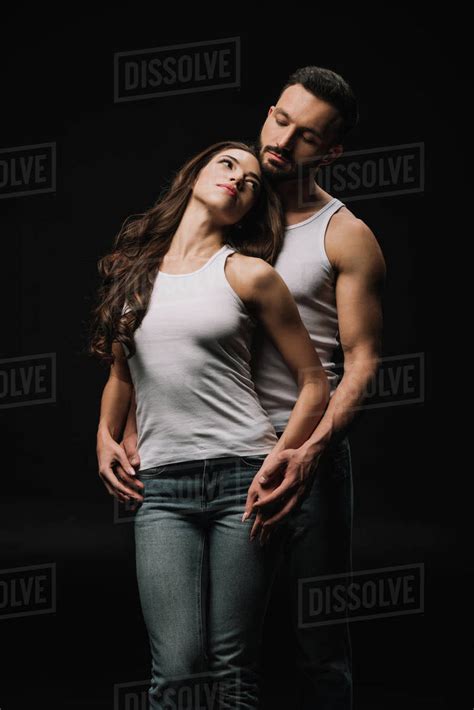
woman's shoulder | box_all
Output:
[227,251,277,281]
[225,251,279,302]
[226,250,275,276]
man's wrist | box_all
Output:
[97,422,120,441]
[303,425,333,458]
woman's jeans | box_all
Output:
[133,454,288,709]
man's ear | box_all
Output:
[319,143,343,167]
[267,105,275,117]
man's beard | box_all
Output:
[261,156,298,182]
[256,138,322,184]
[256,140,297,181]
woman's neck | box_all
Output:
[167,198,225,260]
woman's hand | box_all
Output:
[241,449,287,545]
[96,427,144,504]
[243,443,323,543]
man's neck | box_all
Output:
[275,177,334,227]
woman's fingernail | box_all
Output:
[241,512,249,522]
[259,476,266,483]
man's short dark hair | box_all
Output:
[280,66,359,142]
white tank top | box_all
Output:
[124,244,278,469]
[252,197,344,432]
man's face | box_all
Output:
[258,84,342,182]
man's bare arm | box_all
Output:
[249,213,386,534]
[96,342,143,502]
[120,385,141,469]
[123,386,137,437]
[97,342,133,442]
[304,214,386,455]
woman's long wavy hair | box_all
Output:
[87,140,285,366]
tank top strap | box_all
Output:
[206,243,236,278]
[219,244,236,258]
[183,244,235,285]
[322,196,344,218]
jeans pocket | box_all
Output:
[239,454,267,469]
[137,464,169,479]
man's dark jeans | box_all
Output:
[260,433,353,710]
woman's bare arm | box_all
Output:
[227,255,331,539]
[227,255,330,452]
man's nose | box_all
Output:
[277,127,296,151]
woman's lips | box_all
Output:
[217,184,238,198]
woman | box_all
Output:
[90,141,329,709]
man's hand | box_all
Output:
[97,428,144,504]
[115,431,142,509]
[117,430,141,474]
[243,444,323,544]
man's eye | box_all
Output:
[303,136,315,144]
[275,118,288,126]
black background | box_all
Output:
[1,10,465,710]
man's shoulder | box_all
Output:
[328,203,372,238]
[325,204,384,273]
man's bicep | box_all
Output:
[335,235,386,357]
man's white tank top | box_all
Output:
[252,197,344,433]
[124,244,278,470]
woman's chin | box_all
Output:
[206,199,242,222]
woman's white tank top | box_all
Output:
[124,244,278,470]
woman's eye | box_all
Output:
[220,158,233,168]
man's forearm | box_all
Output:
[123,386,138,440]
[97,376,133,441]
[304,355,380,455]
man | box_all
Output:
[119,66,386,709]
[240,66,385,710]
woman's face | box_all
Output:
[192,148,262,225]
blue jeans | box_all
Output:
[133,454,289,709]
[261,434,354,710]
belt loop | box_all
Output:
[202,459,207,500]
